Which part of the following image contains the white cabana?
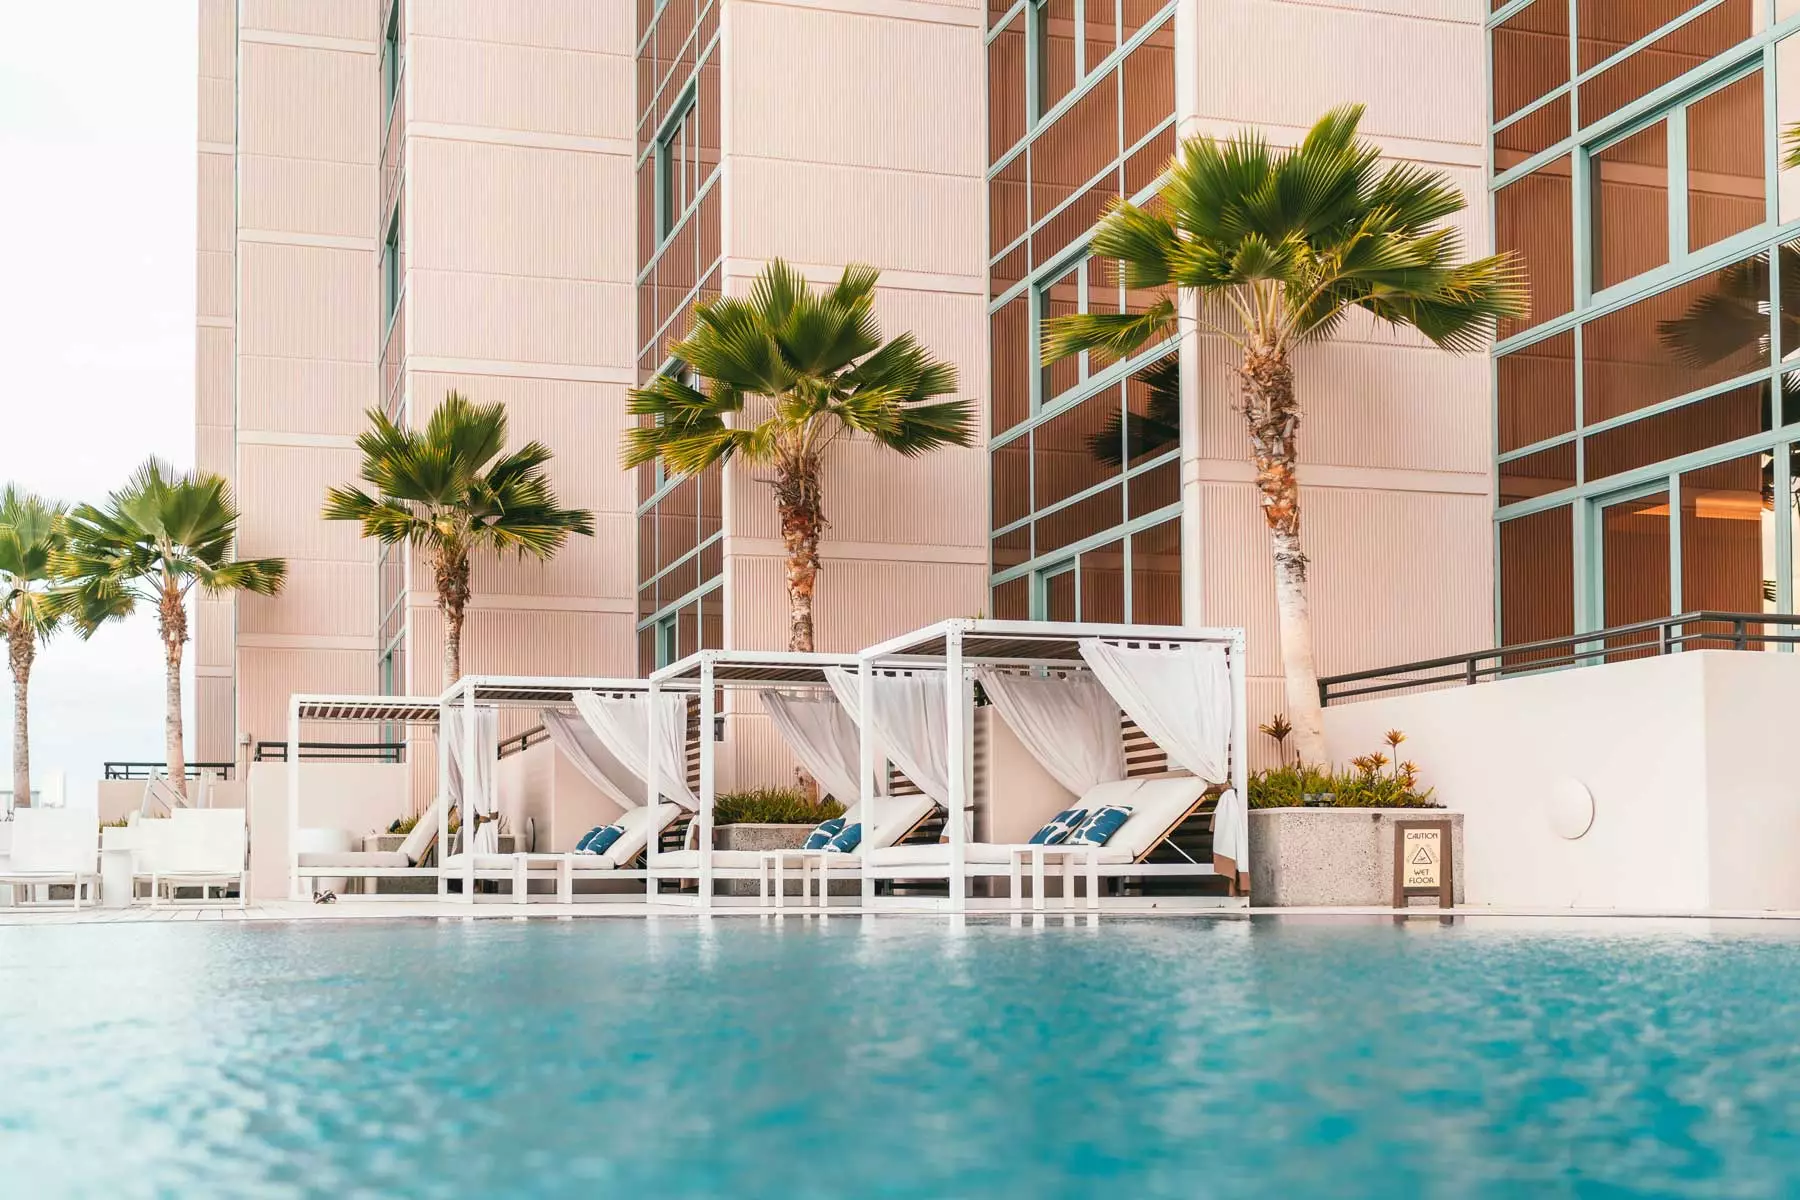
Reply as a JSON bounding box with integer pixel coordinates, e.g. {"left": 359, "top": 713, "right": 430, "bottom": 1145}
{"left": 855, "top": 619, "right": 1249, "bottom": 911}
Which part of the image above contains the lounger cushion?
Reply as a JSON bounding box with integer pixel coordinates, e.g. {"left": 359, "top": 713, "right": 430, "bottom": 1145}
{"left": 297, "top": 851, "right": 410, "bottom": 869}
{"left": 825, "top": 822, "right": 862, "bottom": 853}
{"left": 652, "top": 850, "right": 848, "bottom": 870}
{"left": 803, "top": 817, "right": 846, "bottom": 850}
{"left": 396, "top": 798, "right": 443, "bottom": 866}
{"left": 866, "top": 843, "right": 1132, "bottom": 867}
{"left": 1109, "top": 776, "right": 1211, "bottom": 860}
{"left": 1067, "top": 804, "right": 1132, "bottom": 846}
{"left": 1027, "top": 808, "right": 1088, "bottom": 846}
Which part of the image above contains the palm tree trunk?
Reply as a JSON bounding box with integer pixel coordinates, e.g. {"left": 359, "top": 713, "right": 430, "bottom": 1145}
{"left": 436, "top": 546, "right": 471, "bottom": 689}
{"left": 1240, "top": 340, "right": 1328, "bottom": 765}
{"left": 158, "top": 580, "right": 189, "bottom": 799}
{"left": 9, "top": 630, "right": 32, "bottom": 808}
{"left": 773, "top": 457, "right": 824, "bottom": 653}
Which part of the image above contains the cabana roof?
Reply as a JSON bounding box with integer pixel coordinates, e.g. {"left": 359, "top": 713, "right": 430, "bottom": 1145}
{"left": 438, "top": 675, "right": 653, "bottom": 708}
{"left": 648, "top": 650, "right": 860, "bottom": 688}
{"left": 291, "top": 695, "right": 443, "bottom": 725}
{"left": 860, "top": 619, "right": 1243, "bottom": 666}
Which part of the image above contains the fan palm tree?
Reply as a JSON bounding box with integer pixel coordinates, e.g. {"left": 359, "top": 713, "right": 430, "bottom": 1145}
{"left": 0, "top": 487, "right": 68, "bottom": 808}
{"left": 623, "top": 260, "right": 975, "bottom": 651}
{"left": 1044, "top": 105, "right": 1525, "bottom": 762}
{"left": 56, "top": 460, "right": 287, "bottom": 798}
{"left": 324, "top": 392, "right": 594, "bottom": 688}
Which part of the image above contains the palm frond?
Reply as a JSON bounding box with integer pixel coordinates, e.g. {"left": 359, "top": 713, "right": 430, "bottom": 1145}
{"left": 1040, "top": 301, "right": 1177, "bottom": 365}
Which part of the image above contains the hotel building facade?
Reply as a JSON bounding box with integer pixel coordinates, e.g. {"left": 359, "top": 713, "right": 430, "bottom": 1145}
{"left": 196, "top": 0, "right": 1535, "bottom": 768}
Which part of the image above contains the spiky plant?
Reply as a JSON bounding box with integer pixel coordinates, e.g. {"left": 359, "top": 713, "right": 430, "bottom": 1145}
{"left": 623, "top": 260, "right": 975, "bottom": 651}
{"left": 1043, "top": 105, "right": 1525, "bottom": 762}
{"left": 324, "top": 392, "right": 594, "bottom": 688}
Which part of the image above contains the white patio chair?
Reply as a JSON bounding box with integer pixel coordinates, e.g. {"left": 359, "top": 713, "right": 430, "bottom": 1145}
{"left": 140, "top": 808, "right": 247, "bottom": 907}
{"left": 0, "top": 808, "right": 99, "bottom": 908}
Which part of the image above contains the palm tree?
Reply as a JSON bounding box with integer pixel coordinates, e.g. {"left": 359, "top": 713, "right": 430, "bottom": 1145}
{"left": 324, "top": 392, "right": 594, "bottom": 688}
{"left": 56, "top": 460, "right": 287, "bottom": 798}
{"left": 0, "top": 487, "right": 67, "bottom": 808}
{"left": 623, "top": 259, "right": 975, "bottom": 651}
{"left": 1044, "top": 105, "right": 1525, "bottom": 762}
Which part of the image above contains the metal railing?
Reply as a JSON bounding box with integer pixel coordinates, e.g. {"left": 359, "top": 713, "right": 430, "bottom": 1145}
{"left": 1319, "top": 611, "right": 1800, "bottom": 706}
{"left": 103, "top": 762, "right": 235, "bottom": 782}
{"left": 498, "top": 725, "right": 549, "bottom": 759}
{"left": 252, "top": 741, "right": 408, "bottom": 764}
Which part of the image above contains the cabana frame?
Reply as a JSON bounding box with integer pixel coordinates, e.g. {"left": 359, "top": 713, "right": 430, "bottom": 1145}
{"left": 854, "top": 618, "right": 1250, "bottom": 911}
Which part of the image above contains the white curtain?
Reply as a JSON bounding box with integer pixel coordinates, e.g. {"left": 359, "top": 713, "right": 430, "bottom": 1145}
{"left": 823, "top": 667, "right": 890, "bottom": 797}
{"left": 572, "top": 691, "right": 699, "bottom": 812}
{"left": 1078, "top": 639, "right": 1247, "bottom": 881}
{"left": 759, "top": 692, "right": 861, "bottom": 806}
{"left": 974, "top": 667, "right": 1125, "bottom": 796}
{"left": 539, "top": 709, "right": 641, "bottom": 810}
{"left": 445, "top": 708, "right": 500, "bottom": 855}
{"left": 827, "top": 666, "right": 953, "bottom": 804}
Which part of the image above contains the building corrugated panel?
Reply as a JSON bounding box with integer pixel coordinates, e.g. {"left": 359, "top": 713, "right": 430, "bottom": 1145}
{"left": 239, "top": 156, "right": 375, "bottom": 239}
{"left": 198, "top": 77, "right": 235, "bottom": 144}
{"left": 237, "top": 356, "right": 378, "bottom": 436}
{"left": 239, "top": 42, "right": 377, "bottom": 165}
{"left": 234, "top": 442, "right": 370, "bottom": 561}
{"left": 197, "top": 0, "right": 236, "bottom": 79}
{"left": 237, "top": 242, "right": 375, "bottom": 362}
{"left": 197, "top": 250, "right": 235, "bottom": 321}
{"left": 238, "top": 647, "right": 376, "bottom": 745}
{"left": 411, "top": 0, "right": 629, "bottom": 54}
{"left": 406, "top": 270, "right": 630, "bottom": 367}
{"left": 407, "top": 35, "right": 628, "bottom": 139}
{"left": 239, "top": 560, "right": 379, "bottom": 638}
{"left": 195, "top": 328, "right": 235, "bottom": 425}
{"left": 240, "top": 0, "right": 376, "bottom": 42}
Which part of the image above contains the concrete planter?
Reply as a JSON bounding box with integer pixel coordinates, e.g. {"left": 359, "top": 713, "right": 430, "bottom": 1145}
{"left": 1249, "top": 808, "right": 1465, "bottom": 907}
{"left": 715, "top": 823, "right": 818, "bottom": 896}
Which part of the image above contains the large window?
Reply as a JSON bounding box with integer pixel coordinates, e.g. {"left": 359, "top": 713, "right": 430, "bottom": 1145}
{"left": 656, "top": 93, "right": 700, "bottom": 244}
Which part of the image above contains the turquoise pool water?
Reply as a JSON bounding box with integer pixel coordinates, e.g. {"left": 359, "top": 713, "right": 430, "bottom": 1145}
{"left": 4, "top": 917, "right": 1800, "bottom": 1197}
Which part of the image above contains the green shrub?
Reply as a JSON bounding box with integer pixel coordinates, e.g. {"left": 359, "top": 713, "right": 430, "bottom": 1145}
{"left": 388, "top": 813, "right": 421, "bottom": 835}
{"left": 1248, "top": 729, "right": 1438, "bottom": 810}
{"left": 713, "top": 787, "right": 845, "bottom": 825}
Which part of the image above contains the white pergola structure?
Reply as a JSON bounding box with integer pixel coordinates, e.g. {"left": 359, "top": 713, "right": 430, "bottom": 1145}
{"left": 853, "top": 619, "right": 1249, "bottom": 911}
{"left": 284, "top": 693, "right": 443, "bottom": 901}
{"left": 645, "top": 649, "right": 863, "bottom": 907}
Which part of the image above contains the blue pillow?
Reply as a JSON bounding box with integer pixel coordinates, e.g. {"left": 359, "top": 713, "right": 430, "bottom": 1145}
{"left": 574, "top": 826, "right": 605, "bottom": 852}
{"left": 1028, "top": 808, "right": 1088, "bottom": 846}
{"left": 804, "top": 817, "right": 847, "bottom": 851}
{"left": 825, "top": 822, "right": 862, "bottom": 854}
{"left": 580, "top": 824, "right": 625, "bottom": 856}
{"left": 1067, "top": 804, "right": 1132, "bottom": 847}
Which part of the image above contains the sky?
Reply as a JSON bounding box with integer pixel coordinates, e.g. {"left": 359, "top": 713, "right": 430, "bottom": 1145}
{"left": 0, "top": 3, "right": 198, "bottom": 807}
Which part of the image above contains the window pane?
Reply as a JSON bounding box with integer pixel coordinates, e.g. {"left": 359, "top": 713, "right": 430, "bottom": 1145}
{"left": 1577, "top": 0, "right": 1708, "bottom": 72}
{"left": 994, "top": 523, "right": 1030, "bottom": 571}
{"left": 1080, "top": 540, "right": 1125, "bottom": 622}
{"left": 1128, "top": 458, "right": 1180, "bottom": 517}
{"left": 1038, "top": 266, "right": 1082, "bottom": 403}
{"left": 1130, "top": 518, "right": 1181, "bottom": 625}
{"left": 1123, "top": 353, "right": 1180, "bottom": 465}
{"left": 1033, "top": 388, "right": 1123, "bottom": 510}
{"left": 1499, "top": 506, "right": 1574, "bottom": 659}
{"left": 992, "top": 433, "right": 1031, "bottom": 528}
{"left": 1680, "top": 451, "right": 1776, "bottom": 617}
{"left": 1044, "top": 568, "right": 1076, "bottom": 621}
{"left": 1493, "top": 0, "right": 1571, "bottom": 124}
{"left": 1037, "top": 0, "right": 1078, "bottom": 114}
{"left": 1583, "top": 250, "right": 1771, "bottom": 424}
{"left": 990, "top": 155, "right": 1028, "bottom": 254}
{"left": 1120, "top": 21, "right": 1174, "bottom": 147}
{"left": 1084, "top": 0, "right": 1116, "bottom": 71}
{"left": 1579, "top": 0, "right": 1754, "bottom": 126}
{"left": 993, "top": 575, "right": 1029, "bottom": 620}
{"left": 1031, "top": 70, "right": 1119, "bottom": 222}
{"left": 1499, "top": 441, "right": 1577, "bottom": 507}
{"left": 991, "top": 295, "right": 1030, "bottom": 435}
{"left": 1592, "top": 123, "right": 1669, "bottom": 291}
{"left": 1584, "top": 382, "right": 1769, "bottom": 481}
{"left": 1497, "top": 331, "right": 1576, "bottom": 453}
{"left": 1496, "top": 156, "right": 1573, "bottom": 338}
{"left": 1687, "top": 71, "right": 1765, "bottom": 254}
{"left": 989, "top": 14, "right": 1026, "bottom": 162}
{"left": 1495, "top": 93, "right": 1571, "bottom": 171}
{"left": 1036, "top": 486, "right": 1123, "bottom": 555}
{"left": 1778, "top": 36, "right": 1800, "bottom": 223}
{"left": 1600, "top": 490, "right": 1672, "bottom": 637}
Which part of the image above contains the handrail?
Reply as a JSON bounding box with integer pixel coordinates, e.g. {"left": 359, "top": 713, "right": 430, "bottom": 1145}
{"left": 498, "top": 725, "right": 549, "bottom": 759}
{"left": 103, "top": 762, "right": 236, "bottom": 781}
{"left": 1320, "top": 612, "right": 1800, "bottom": 706}
{"left": 252, "top": 741, "right": 408, "bottom": 764}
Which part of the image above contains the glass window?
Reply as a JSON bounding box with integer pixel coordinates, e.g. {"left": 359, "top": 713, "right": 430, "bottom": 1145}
{"left": 1080, "top": 539, "right": 1126, "bottom": 623}
{"left": 381, "top": 8, "right": 401, "bottom": 116}
{"left": 1499, "top": 442, "right": 1577, "bottom": 507}
{"left": 994, "top": 523, "right": 1030, "bottom": 571}
{"left": 380, "top": 210, "right": 401, "bottom": 329}
{"left": 993, "top": 575, "right": 1029, "bottom": 620}
{"left": 1129, "top": 518, "right": 1181, "bottom": 625}
{"left": 1030, "top": 70, "right": 1118, "bottom": 221}
{"left": 1036, "top": 0, "right": 1077, "bottom": 115}
{"left": 1584, "top": 382, "right": 1769, "bottom": 481}
{"left": 992, "top": 433, "right": 1031, "bottom": 529}
{"left": 1129, "top": 459, "right": 1180, "bottom": 517}
{"left": 1592, "top": 123, "right": 1669, "bottom": 291}
{"left": 1120, "top": 22, "right": 1174, "bottom": 148}
{"left": 1779, "top": 35, "right": 1800, "bottom": 224}
{"left": 1084, "top": 0, "right": 1116, "bottom": 71}
{"left": 990, "top": 155, "right": 1028, "bottom": 255}
{"left": 1123, "top": 352, "right": 1180, "bottom": 465}
{"left": 1033, "top": 389, "right": 1123, "bottom": 511}
{"left": 1577, "top": 0, "right": 1709, "bottom": 72}
{"left": 1495, "top": 94, "right": 1571, "bottom": 171}
{"left": 991, "top": 295, "right": 1030, "bottom": 435}
{"left": 1036, "top": 487, "right": 1123, "bottom": 556}
{"left": 989, "top": 14, "right": 1026, "bottom": 162}
{"left": 1582, "top": 250, "right": 1771, "bottom": 424}
{"left": 1495, "top": 156, "right": 1573, "bottom": 338}
{"left": 1043, "top": 564, "right": 1077, "bottom": 620}
{"left": 1579, "top": 0, "right": 1755, "bottom": 126}
{"left": 1599, "top": 490, "right": 1673, "bottom": 634}
{"left": 1037, "top": 264, "right": 1082, "bottom": 403}
{"left": 1498, "top": 331, "right": 1576, "bottom": 453}
{"left": 1492, "top": 0, "right": 1571, "bottom": 124}
{"left": 1680, "top": 451, "right": 1777, "bottom": 616}
{"left": 1687, "top": 71, "right": 1765, "bottom": 254}
{"left": 657, "top": 95, "right": 700, "bottom": 240}
{"left": 1499, "top": 505, "right": 1574, "bottom": 655}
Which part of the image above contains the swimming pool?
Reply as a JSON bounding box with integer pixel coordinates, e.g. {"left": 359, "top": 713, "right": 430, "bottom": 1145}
{"left": 4, "top": 916, "right": 1799, "bottom": 1197}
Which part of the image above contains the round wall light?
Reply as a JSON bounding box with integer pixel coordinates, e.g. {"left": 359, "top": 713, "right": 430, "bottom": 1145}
{"left": 1546, "top": 777, "right": 1595, "bottom": 840}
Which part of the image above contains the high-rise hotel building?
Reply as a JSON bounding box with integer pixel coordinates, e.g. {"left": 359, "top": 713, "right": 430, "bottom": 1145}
{"left": 198, "top": 0, "right": 1517, "bottom": 765}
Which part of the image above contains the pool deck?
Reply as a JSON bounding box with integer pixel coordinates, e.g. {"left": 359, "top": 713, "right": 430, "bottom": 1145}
{"left": 8, "top": 898, "right": 1800, "bottom": 927}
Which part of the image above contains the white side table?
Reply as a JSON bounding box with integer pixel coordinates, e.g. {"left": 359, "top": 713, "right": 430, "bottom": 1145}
{"left": 101, "top": 848, "right": 135, "bottom": 909}
{"left": 759, "top": 849, "right": 830, "bottom": 910}
{"left": 1008, "top": 845, "right": 1100, "bottom": 911}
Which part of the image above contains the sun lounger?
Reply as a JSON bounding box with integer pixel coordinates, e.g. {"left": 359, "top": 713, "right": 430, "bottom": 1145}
{"left": 139, "top": 808, "right": 248, "bottom": 907}
{"left": 442, "top": 801, "right": 684, "bottom": 902}
{"left": 295, "top": 798, "right": 445, "bottom": 896}
{"left": 0, "top": 808, "right": 99, "bottom": 908}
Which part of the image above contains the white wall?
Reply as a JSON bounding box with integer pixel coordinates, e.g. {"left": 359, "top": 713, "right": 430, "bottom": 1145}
{"left": 246, "top": 760, "right": 409, "bottom": 899}
{"left": 1323, "top": 651, "right": 1800, "bottom": 912}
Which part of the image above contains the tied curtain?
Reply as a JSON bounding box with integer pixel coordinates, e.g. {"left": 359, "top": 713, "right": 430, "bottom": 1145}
{"left": 444, "top": 707, "right": 500, "bottom": 855}
{"left": 758, "top": 692, "right": 862, "bottom": 809}
{"left": 538, "top": 709, "right": 642, "bottom": 811}
{"left": 571, "top": 691, "right": 699, "bottom": 812}
{"left": 1077, "top": 639, "right": 1248, "bottom": 887}
{"left": 972, "top": 667, "right": 1125, "bottom": 796}
{"left": 825, "top": 666, "right": 963, "bottom": 838}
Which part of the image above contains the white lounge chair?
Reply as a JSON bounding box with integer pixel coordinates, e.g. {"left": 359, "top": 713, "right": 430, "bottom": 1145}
{"left": 295, "top": 798, "right": 446, "bottom": 897}
{"left": 139, "top": 808, "right": 248, "bottom": 907}
{"left": 864, "top": 776, "right": 1218, "bottom": 905}
{"left": 0, "top": 809, "right": 99, "bottom": 908}
{"left": 443, "top": 801, "right": 685, "bottom": 903}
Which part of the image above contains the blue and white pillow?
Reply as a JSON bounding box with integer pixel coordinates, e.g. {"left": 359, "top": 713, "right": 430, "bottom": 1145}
{"left": 804, "top": 817, "right": 847, "bottom": 851}
{"left": 1066, "top": 804, "right": 1133, "bottom": 847}
{"left": 825, "top": 822, "right": 862, "bottom": 854}
{"left": 1028, "top": 808, "right": 1088, "bottom": 846}
{"left": 578, "top": 824, "right": 626, "bottom": 856}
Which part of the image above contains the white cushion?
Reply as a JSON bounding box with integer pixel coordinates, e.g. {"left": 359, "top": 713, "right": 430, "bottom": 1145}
{"left": 395, "top": 798, "right": 443, "bottom": 865}
{"left": 1075, "top": 778, "right": 1145, "bottom": 813}
{"left": 1108, "top": 776, "right": 1210, "bottom": 860}
{"left": 597, "top": 802, "right": 684, "bottom": 867}
{"left": 863, "top": 794, "right": 937, "bottom": 851}
{"left": 10, "top": 808, "right": 98, "bottom": 873}
{"left": 297, "top": 851, "right": 410, "bottom": 869}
